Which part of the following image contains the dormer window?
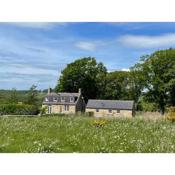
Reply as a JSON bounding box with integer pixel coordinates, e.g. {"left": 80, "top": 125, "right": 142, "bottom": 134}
{"left": 53, "top": 97, "right": 57, "bottom": 102}
{"left": 74, "top": 97, "right": 78, "bottom": 102}
{"left": 70, "top": 97, "right": 74, "bottom": 102}
{"left": 61, "top": 96, "right": 65, "bottom": 102}
{"left": 45, "top": 97, "right": 49, "bottom": 102}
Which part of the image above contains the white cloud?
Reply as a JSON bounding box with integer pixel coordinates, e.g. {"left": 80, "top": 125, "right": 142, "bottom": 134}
{"left": 75, "top": 41, "right": 100, "bottom": 51}
{"left": 0, "top": 63, "right": 58, "bottom": 76}
{"left": 10, "top": 22, "right": 60, "bottom": 29}
{"left": 119, "top": 33, "right": 175, "bottom": 48}
{"left": 121, "top": 68, "right": 130, "bottom": 72}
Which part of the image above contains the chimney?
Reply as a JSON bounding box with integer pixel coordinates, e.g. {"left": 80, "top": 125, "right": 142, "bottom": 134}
{"left": 78, "top": 88, "right": 81, "bottom": 94}
{"left": 48, "top": 87, "right": 51, "bottom": 94}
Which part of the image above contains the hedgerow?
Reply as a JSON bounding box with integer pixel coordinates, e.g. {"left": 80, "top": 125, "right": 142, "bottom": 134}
{"left": 0, "top": 104, "right": 39, "bottom": 115}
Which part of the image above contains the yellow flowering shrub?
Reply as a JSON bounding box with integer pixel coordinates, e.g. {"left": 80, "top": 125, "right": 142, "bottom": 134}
{"left": 93, "top": 119, "right": 107, "bottom": 128}
{"left": 166, "top": 107, "right": 175, "bottom": 122}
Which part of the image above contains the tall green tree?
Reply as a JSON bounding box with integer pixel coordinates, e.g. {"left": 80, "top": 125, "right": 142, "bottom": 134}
{"left": 55, "top": 57, "right": 107, "bottom": 102}
{"left": 104, "top": 70, "right": 144, "bottom": 106}
{"left": 9, "top": 88, "right": 18, "bottom": 104}
{"left": 129, "top": 66, "right": 145, "bottom": 105}
{"left": 104, "top": 71, "right": 130, "bottom": 100}
{"left": 132, "top": 49, "right": 175, "bottom": 114}
{"left": 26, "top": 85, "right": 39, "bottom": 105}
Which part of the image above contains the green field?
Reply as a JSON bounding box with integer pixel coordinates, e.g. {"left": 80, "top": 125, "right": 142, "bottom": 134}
{"left": 0, "top": 115, "right": 175, "bottom": 153}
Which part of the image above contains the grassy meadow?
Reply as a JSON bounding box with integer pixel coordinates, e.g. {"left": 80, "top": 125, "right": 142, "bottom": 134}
{"left": 0, "top": 115, "right": 175, "bottom": 153}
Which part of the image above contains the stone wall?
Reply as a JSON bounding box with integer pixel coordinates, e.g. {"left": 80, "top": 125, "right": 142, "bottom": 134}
{"left": 42, "top": 104, "right": 76, "bottom": 114}
{"left": 86, "top": 108, "right": 133, "bottom": 118}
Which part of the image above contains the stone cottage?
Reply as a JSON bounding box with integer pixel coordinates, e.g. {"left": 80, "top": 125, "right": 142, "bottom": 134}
{"left": 86, "top": 99, "right": 134, "bottom": 118}
{"left": 42, "top": 88, "right": 85, "bottom": 114}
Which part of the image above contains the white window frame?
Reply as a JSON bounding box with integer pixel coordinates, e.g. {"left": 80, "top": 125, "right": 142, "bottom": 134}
{"left": 64, "top": 105, "right": 69, "bottom": 111}
{"left": 61, "top": 96, "right": 65, "bottom": 102}
{"left": 45, "top": 97, "right": 49, "bottom": 102}
{"left": 53, "top": 97, "right": 57, "bottom": 102}
{"left": 70, "top": 97, "right": 74, "bottom": 102}
{"left": 48, "top": 106, "right": 52, "bottom": 114}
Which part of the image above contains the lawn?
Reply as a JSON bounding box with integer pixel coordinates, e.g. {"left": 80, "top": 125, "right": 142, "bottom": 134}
{"left": 0, "top": 115, "right": 175, "bottom": 153}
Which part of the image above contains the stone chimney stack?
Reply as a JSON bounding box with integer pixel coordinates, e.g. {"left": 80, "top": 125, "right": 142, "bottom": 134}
{"left": 78, "top": 88, "right": 81, "bottom": 94}
{"left": 48, "top": 87, "right": 51, "bottom": 94}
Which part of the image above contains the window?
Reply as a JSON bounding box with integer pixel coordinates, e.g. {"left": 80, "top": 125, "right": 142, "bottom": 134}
{"left": 117, "top": 109, "right": 120, "bottom": 113}
{"left": 45, "top": 97, "right": 49, "bottom": 102}
{"left": 61, "top": 96, "right": 65, "bottom": 102}
{"left": 64, "top": 105, "right": 69, "bottom": 111}
{"left": 53, "top": 97, "right": 57, "bottom": 102}
{"left": 109, "top": 109, "right": 112, "bottom": 113}
{"left": 70, "top": 97, "right": 74, "bottom": 102}
{"left": 48, "top": 106, "right": 52, "bottom": 114}
{"left": 96, "top": 109, "right": 99, "bottom": 112}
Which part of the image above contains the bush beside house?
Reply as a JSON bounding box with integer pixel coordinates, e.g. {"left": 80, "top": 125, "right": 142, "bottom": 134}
{"left": 0, "top": 104, "right": 39, "bottom": 115}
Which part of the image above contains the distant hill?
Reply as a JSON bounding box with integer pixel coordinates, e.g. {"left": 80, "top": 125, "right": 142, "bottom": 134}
{"left": 0, "top": 89, "right": 47, "bottom": 105}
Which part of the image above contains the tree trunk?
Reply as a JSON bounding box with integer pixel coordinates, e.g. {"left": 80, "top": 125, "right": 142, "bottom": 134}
{"left": 160, "top": 107, "right": 165, "bottom": 115}
{"left": 159, "top": 101, "right": 165, "bottom": 115}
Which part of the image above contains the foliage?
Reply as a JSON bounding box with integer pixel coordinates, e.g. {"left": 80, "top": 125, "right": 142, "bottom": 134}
{"left": 43, "top": 113, "right": 66, "bottom": 117}
{"left": 92, "top": 119, "right": 107, "bottom": 128}
{"left": 104, "top": 71, "right": 130, "bottom": 100}
{"left": 137, "top": 97, "right": 158, "bottom": 111}
{"left": 166, "top": 107, "right": 175, "bottom": 122}
{"left": 85, "top": 111, "right": 94, "bottom": 117}
{"left": 132, "top": 49, "right": 175, "bottom": 114}
{"left": 0, "top": 116, "right": 175, "bottom": 153}
{"left": 0, "top": 89, "right": 46, "bottom": 105}
{"left": 26, "top": 85, "right": 39, "bottom": 105}
{"left": 55, "top": 57, "right": 107, "bottom": 102}
{"left": 0, "top": 104, "right": 39, "bottom": 115}
{"left": 129, "top": 68, "right": 145, "bottom": 104}
{"left": 39, "top": 106, "right": 47, "bottom": 115}
{"left": 9, "top": 88, "right": 18, "bottom": 104}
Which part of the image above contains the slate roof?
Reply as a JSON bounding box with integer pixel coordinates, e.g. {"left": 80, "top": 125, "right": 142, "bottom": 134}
{"left": 86, "top": 100, "right": 134, "bottom": 110}
{"left": 43, "top": 92, "right": 80, "bottom": 105}
{"left": 45, "top": 92, "right": 80, "bottom": 97}
{"left": 58, "top": 92, "right": 80, "bottom": 97}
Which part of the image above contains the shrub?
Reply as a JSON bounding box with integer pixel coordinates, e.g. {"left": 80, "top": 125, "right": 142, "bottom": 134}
{"left": 92, "top": 119, "right": 107, "bottom": 128}
{"left": 85, "top": 112, "right": 94, "bottom": 117}
{"left": 166, "top": 107, "right": 175, "bottom": 122}
{"left": 39, "top": 106, "right": 47, "bottom": 115}
{"left": 0, "top": 104, "right": 39, "bottom": 115}
{"left": 42, "top": 113, "right": 66, "bottom": 117}
{"left": 137, "top": 100, "right": 158, "bottom": 112}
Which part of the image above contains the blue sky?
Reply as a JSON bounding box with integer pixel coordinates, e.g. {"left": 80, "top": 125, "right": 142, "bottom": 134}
{"left": 1, "top": 22, "right": 175, "bottom": 90}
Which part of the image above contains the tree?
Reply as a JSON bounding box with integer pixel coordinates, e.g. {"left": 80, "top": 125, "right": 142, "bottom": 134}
{"left": 55, "top": 57, "right": 107, "bottom": 102}
{"left": 132, "top": 49, "right": 175, "bottom": 114}
{"left": 9, "top": 88, "right": 18, "bottom": 104}
{"left": 104, "top": 71, "right": 131, "bottom": 100}
{"left": 26, "top": 85, "right": 39, "bottom": 105}
{"left": 104, "top": 70, "right": 144, "bottom": 107}
{"left": 129, "top": 66, "right": 145, "bottom": 106}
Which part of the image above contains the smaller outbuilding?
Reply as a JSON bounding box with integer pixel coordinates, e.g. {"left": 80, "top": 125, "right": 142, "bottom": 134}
{"left": 86, "top": 99, "right": 135, "bottom": 118}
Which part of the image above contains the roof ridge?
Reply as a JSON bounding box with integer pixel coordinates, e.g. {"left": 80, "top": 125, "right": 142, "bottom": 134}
{"left": 88, "top": 99, "right": 134, "bottom": 102}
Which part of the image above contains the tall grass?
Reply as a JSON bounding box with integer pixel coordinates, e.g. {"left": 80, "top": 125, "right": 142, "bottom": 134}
{"left": 0, "top": 115, "right": 175, "bottom": 153}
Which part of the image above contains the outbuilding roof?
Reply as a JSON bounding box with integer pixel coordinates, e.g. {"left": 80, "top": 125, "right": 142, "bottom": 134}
{"left": 86, "top": 99, "right": 134, "bottom": 110}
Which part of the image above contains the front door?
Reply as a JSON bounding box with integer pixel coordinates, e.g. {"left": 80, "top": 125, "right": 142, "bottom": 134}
{"left": 48, "top": 106, "right": 52, "bottom": 114}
